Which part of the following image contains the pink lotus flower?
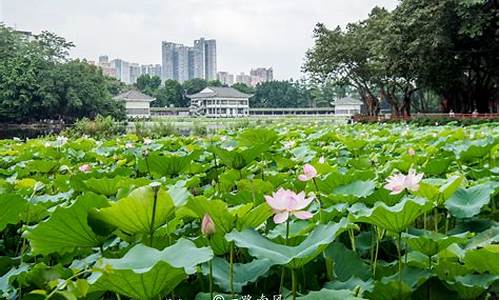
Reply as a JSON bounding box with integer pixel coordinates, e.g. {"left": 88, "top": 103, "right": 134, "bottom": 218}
{"left": 79, "top": 164, "right": 91, "bottom": 173}
{"left": 201, "top": 214, "right": 216, "bottom": 236}
{"left": 384, "top": 169, "right": 424, "bottom": 194}
{"left": 265, "top": 188, "right": 314, "bottom": 224}
{"left": 404, "top": 169, "right": 424, "bottom": 192}
{"left": 298, "top": 164, "right": 317, "bottom": 181}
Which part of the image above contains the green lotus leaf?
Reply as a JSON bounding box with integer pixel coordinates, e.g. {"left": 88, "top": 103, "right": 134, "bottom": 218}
{"left": 439, "top": 175, "right": 464, "bottom": 201}
{"left": 97, "top": 185, "right": 174, "bottom": 235}
{"left": 89, "top": 239, "right": 213, "bottom": 299}
{"left": 295, "top": 288, "right": 367, "bottom": 300}
{"left": 422, "top": 157, "right": 452, "bottom": 176}
{"left": 83, "top": 176, "right": 149, "bottom": 196}
{"left": 25, "top": 160, "right": 59, "bottom": 174}
{"left": 138, "top": 152, "right": 197, "bottom": 177}
{"left": 435, "top": 258, "right": 469, "bottom": 281}
{"left": 403, "top": 229, "right": 470, "bottom": 257}
{"left": 325, "top": 277, "right": 374, "bottom": 297}
{"left": 25, "top": 192, "right": 109, "bottom": 255}
{"left": 463, "top": 245, "right": 499, "bottom": 275}
{"left": 324, "top": 242, "right": 371, "bottom": 281}
{"left": 225, "top": 218, "right": 356, "bottom": 269}
{"left": 167, "top": 180, "right": 191, "bottom": 207}
{"left": 368, "top": 267, "right": 431, "bottom": 300}
{"left": 0, "top": 263, "right": 30, "bottom": 295}
{"left": 236, "top": 202, "right": 274, "bottom": 230}
{"left": 465, "top": 225, "right": 499, "bottom": 249}
{"left": 445, "top": 184, "right": 492, "bottom": 218}
{"left": 237, "top": 127, "right": 278, "bottom": 147}
{"left": 452, "top": 138, "right": 496, "bottom": 162}
{"left": 414, "top": 181, "right": 440, "bottom": 202}
{"left": 186, "top": 196, "right": 234, "bottom": 233}
{"left": 349, "top": 197, "right": 433, "bottom": 233}
{"left": 0, "top": 193, "right": 27, "bottom": 231}
{"left": 444, "top": 274, "right": 498, "bottom": 300}
{"left": 332, "top": 180, "right": 376, "bottom": 199}
{"left": 210, "top": 144, "right": 267, "bottom": 170}
{"left": 201, "top": 257, "right": 272, "bottom": 293}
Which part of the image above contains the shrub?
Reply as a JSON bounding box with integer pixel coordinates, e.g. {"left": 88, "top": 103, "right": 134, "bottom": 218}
{"left": 64, "top": 115, "right": 125, "bottom": 138}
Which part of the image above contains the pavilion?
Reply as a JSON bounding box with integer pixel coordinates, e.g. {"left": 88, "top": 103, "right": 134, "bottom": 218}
{"left": 187, "top": 87, "right": 251, "bottom": 117}
{"left": 113, "top": 90, "right": 155, "bottom": 118}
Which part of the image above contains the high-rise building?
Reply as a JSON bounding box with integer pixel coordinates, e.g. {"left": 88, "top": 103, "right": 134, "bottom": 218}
{"left": 161, "top": 42, "right": 176, "bottom": 81}
{"left": 153, "top": 64, "right": 162, "bottom": 78}
{"left": 161, "top": 37, "right": 217, "bottom": 82}
{"left": 250, "top": 67, "right": 273, "bottom": 85}
{"left": 202, "top": 39, "right": 217, "bottom": 81}
{"left": 175, "top": 45, "right": 190, "bottom": 82}
{"left": 235, "top": 72, "right": 252, "bottom": 86}
{"left": 140, "top": 64, "right": 162, "bottom": 78}
{"left": 130, "top": 63, "right": 141, "bottom": 84}
{"left": 110, "top": 59, "right": 131, "bottom": 84}
{"left": 217, "top": 71, "right": 234, "bottom": 86}
{"left": 98, "top": 55, "right": 109, "bottom": 64}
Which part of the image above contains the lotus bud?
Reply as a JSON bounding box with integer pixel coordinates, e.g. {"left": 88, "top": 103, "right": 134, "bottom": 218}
{"left": 407, "top": 147, "right": 416, "bottom": 156}
{"left": 201, "top": 214, "right": 216, "bottom": 236}
{"left": 79, "top": 164, "right": 91, "bottom": 173}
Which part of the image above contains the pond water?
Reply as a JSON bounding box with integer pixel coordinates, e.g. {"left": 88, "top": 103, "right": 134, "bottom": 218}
{"left": 0, "top": 125, "right": 66, "bottom": 139}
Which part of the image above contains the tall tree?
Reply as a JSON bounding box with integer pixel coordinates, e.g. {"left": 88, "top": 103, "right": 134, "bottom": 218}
{"left": 231, "top": 82, "right": 255, "bottom": 94}
{"left": 154, "top": 80, "right": 186, "bottom": 107}
{"left": 0, "top": 25, "right": 125, "bottom": 122}
{"left": 136, "top": 74, "right": 161, "bottom": 96}
{"left": 250, "top": 81, "right": 310, "bottom": 108}
{"left": 304, "top": 0, "right": 498, "bottom": 115}
{"left": 182, "top": 78, "right": 208, "bottom": 95}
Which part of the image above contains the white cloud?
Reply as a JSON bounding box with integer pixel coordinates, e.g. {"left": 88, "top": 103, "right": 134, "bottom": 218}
{"left": 2, "top": 0, "right": 397, "bottom": 79}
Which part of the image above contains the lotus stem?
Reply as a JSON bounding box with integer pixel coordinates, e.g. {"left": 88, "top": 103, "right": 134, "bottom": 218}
{"left": 279, "top": 219, "right": 291, "bottom": 295}
{"left": 423, "top": 212, "right": 427, "bottom": 230}
{"left": 373, "top": 227, "right": 380, "bottom": 277}
{"left": 209, "top": 259, "right": 214, "bottom": 300}
{"left": 312, "top": 178, "right": 322, "bottom": 222}
{"left": 434, "top": 208, "right": 438, "bottom": 232}
{"left": 212, "top": 152, "right": 220, "bottom": 192}
{"left": 149, "top": 187, "right": 159, "bottom": 246}
{"left": 144, "top": 151, "right": 151, "bottom": 178}
{"left": 348, "top": 228, "right": 357, "bottom": 253}
{"left": 230, "top": 242, "right": 235, "bottom": 299}
{"left": 445, "top": 213, "right": 449, "bottom": 235}
{"left": 396, "top": 232, "right": 402, "bottom": 300}
{"left": 292, "top": 268, "right": 297, "bottom": 300}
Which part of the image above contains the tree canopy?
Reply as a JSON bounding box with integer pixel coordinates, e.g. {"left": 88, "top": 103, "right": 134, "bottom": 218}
{"left": 303, "top": 0, "right": 499, "bottom": 115}
{"left": 0, "top": 25, "right": 126, "bottom": 123}
{"left": 250, "top": 80, "right": 311, "bottom": 108}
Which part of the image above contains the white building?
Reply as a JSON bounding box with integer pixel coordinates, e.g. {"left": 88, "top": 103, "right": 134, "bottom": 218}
{"left": 333, "top": 97, "right": 363, "bottom": 116}
{"left": 113, "top": 90, "right": 155, "bottom": 118}
{"left": 188, "top": 87, "right": 251, "bottom": 117}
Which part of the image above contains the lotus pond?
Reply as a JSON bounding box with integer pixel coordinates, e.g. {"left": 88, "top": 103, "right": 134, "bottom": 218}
{"left": 0, "top": 122, "right": 498, "bottom": 300}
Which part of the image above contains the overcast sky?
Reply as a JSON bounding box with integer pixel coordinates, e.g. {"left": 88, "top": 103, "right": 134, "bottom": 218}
{"left": 1, "top": 0, "right": 397, "bottom": 80}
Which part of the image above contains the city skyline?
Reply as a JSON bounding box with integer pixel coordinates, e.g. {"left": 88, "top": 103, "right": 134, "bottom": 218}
{"left": 161, "top": 38, "right": 217, "bottom": 82}
{"left": 0, "top": 0, "right": 398, "bottom": 80}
